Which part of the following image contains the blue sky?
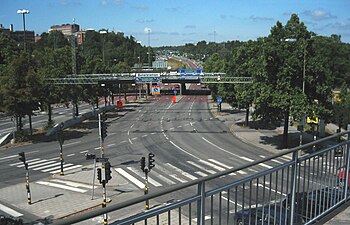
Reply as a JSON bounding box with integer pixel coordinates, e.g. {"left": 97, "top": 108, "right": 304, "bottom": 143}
{"left": 1, "top": 0, "right": 349, "bottom": 46}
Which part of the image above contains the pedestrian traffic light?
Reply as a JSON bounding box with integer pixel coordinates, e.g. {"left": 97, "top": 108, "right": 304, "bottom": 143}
{"left": 148, "top": 153, "right": 155, "bottom": 170}
{"left": 105, "top": 162, "right": 112, "bottom": 182}
{"left": 140, "top": 157, "right": 146, "bottom": 172}
{"left": 97, "top": 168, "right": 102, "bottom": 183}
{"left": 102, "top": 112, "right": 107, "bottom": 122}
{"left": 19, "top": 152, "right": 26, "bottom": 163}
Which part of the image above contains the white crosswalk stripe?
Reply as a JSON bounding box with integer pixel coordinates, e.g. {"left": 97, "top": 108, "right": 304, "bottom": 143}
{"left": 9, "top": 157, "right": 82, "bottom": 174}
{"left": 187, "top": 161, "right": 216, "bottom": 174}
{"left": 156, "top": 164, "right": 188, "bottom": 183}
{"left": 199, "top": 160, "right": 225, "bottom": 171}
{"left": 36, "top": 181, "right": 87, "bottom": 193}
{"left": 166, "top": 163, "right": 197, "bottom": 180}
{"left": 115, "top": 168, "right": 144, "bottom": 189}
{"left": 127, "top": 167, "right": 162, "bottom": 187}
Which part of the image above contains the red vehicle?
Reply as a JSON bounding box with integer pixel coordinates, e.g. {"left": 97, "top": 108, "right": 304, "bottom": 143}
{"left": 338, "top": 167, "right": 350, "bottom": 188}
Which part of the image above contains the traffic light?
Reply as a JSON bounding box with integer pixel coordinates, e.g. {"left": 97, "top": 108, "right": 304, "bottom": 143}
{"left": 140, "top": 157, "right": 146, "bottom": 172}
{"left": 148, "top": 153, "right": 155, "bottom": 170}
{"left": 102, "top": 112, "right": 107, "bottom": 122}
{"left": 19, "top": 152, "right": 26, "bottom": 163}
{"left": 101, "top": 122, "right": 108, "bottom": 140}
{"left": 105, "top": 162, "right": 112, "bottom": 181}
{"left": 97, "top": 168, "right": 102, "bottom": 183}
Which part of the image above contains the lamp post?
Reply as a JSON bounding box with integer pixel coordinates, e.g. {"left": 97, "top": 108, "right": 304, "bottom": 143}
{"left": 99, "top": 30, "right": 107, "bottom": 64}
{"left": 17, "top": 9, "right": 30, "bottom": 52}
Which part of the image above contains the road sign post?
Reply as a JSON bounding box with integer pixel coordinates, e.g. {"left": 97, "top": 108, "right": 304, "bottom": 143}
{"left": 217, "top": 97, "right": 222, "bottom": 112}
{"left": 57, "top": 122, "right": 65, "bottom": 176}
{"left": 86, "top": 153, "right": 96, "bottom": 200}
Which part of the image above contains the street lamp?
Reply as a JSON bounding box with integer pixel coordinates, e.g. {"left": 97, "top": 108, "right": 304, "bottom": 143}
{"left": 99, "top": 30, "right": 107, "bottom": 64}
{"left": 17, "top": 9, "right": 30, "bottom": 52}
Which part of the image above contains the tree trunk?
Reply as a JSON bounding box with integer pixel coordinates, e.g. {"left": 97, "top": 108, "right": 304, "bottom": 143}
{"left": 48, "top": 102, "right": 52, "bottom": 123}
{"left": 75, "top": 103, "right": 79, "bottom": 116}
{"left": 29, "top": 114, "right": 33, "bottom": 136}
{"left": 245, "top": 104, "right": 250, "bottom": 127}
{"left": 283, "top": 111, "right": 289, "bottom": 148}
{"left": 19, "top": 116, "right": 23, "bottom": 131}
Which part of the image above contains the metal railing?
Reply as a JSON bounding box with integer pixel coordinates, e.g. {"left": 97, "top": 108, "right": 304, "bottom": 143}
{"left": 53, "top": 126, "right": 350, "bottom": 225}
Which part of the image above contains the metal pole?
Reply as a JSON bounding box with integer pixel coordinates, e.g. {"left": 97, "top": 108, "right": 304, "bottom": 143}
{"left": 197, "top": 181, "right": 205, "bottom": 225}
{"left": 98, "top": 114, "right": 104, "bottom": 158}
{"left": 289, "top": 150, "right": 298, "bottom": 225}
{"left": 145, "top": 169, "right": 149, "bottom": 210}
{"left": 59, "top": 140, "right": 64, "bottom": 175}
{"left": 22, "top": 13, "right": 26, "bottom": 52}
{"left": 25, "top": 163, "right": 31, "bottom": 205}
{"left": 102, "top": 180, "right": 108, "bottom": 224}
{"left": 344, "top": 124, "right": 350, "bottom": 199}
{"left": 91, "top": 159, "right": 96, "bottom": 200}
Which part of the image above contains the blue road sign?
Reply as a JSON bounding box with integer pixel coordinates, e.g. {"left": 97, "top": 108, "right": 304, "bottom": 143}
{"left": 217, "top": 97, "right": 222, "bottom": 103}
{"left": 153, "top": 88, "right": 159, "bottom": 92}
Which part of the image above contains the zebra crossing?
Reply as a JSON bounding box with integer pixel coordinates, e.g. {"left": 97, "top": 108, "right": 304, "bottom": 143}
{"left": 9, "top": 157, "right": 82, "bottom": 174}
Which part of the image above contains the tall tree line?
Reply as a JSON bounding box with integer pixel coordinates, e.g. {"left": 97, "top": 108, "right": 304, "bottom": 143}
{"left": 0, "top": 29, "right": 150, "bottom": 132}
{"left": 204, "top": 14, "right": 350, "bottom": 146}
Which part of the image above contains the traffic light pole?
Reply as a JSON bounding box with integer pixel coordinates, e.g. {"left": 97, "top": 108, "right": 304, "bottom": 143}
{"left": 25, "top": 163, "right": 31, "bottom": 205}
{"left": 98, "top": 113, "right": 105, "bottom": 158}
{"left": 102, "top": 180, "right": 108, "bottom": 224}
{"left": 92, "top": 158, "right": 96, "bottom": 200}
{"left": 144, "top": 168, "right": 149, "bottom": 210}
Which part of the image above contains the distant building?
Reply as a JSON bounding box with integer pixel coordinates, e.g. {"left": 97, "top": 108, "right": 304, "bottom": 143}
{"left": 0, "top": 24, "right": 11, "bottom": 36}
{"left": 152, "top": 60, "right": 168, "bottom": 69}
{"left": 11, "top": 30, "right": 35, "bottom": 43}
{"left": 50, "top": 24, "right": 80, "bottom": 37}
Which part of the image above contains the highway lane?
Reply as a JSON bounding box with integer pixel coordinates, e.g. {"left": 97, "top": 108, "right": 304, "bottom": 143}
{"left": 0, "top": 103, "right": 94, "bottom": 138}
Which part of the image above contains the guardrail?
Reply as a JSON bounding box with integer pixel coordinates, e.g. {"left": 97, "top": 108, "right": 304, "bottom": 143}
{"left": 53, "top": 125, "right": 350, "bottom": 225}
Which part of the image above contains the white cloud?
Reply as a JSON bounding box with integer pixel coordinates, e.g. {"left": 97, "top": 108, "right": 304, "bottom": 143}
{"left": 249, "top": 15, "right": 274, "bottom": 22}
{"left": 301, "top": 9, "right": 337, "bottom": 21}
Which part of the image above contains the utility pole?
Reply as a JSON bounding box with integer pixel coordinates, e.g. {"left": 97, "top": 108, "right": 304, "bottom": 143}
{"left": 19, "top": 152, "right": 31, "bottom": 205}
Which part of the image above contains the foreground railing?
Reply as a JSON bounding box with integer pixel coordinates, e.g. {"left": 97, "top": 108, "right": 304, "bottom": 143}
{"left": 53, "top": 126, "right": 350, "bottom": 225}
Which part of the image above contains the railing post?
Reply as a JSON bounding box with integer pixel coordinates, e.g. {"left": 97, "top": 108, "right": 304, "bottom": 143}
{"left": 289, "top": 150, "right": 299, "bottom": 225}
{"left": 197, "top": 181, "right": 205, "bottom": 225}
{"left": 345, "top": 124, "right": 350, "bottom": 200}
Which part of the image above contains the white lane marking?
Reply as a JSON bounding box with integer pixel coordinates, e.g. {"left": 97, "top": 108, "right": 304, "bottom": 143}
{"left": 0, "top": 155, "right": 18, "bottom": 161}
{"left": 195, "top": 171, "right": 208, "bottom": 177}
{"left": 10, "top": 158, "right": 41, "bottom": 166}
{"left": 156, "top": 164, "right": 187, "bottom": 183}
{"left": 49, "top": 165, "right": 82, "bottom": 174}
{"left": 67, "top": 153, "right": 75, "bottom": 157}
{"left": 201, "top": 137, "right": 240, "bottom": 158}
{"left": 192, "top": 216, "right": 211, "bottom": 222}
{"left": 80, "top": 150, "right": 89, "bottom": 154}
{"left": 282, "top": 155, "right": 292, "bottom": 160}
{"left": 62, "top": 141, "right": 81, "bottom": 147}
{"left": 271, "top": 159, "right": 284, "bottom": 164}
{"left": 127, "top": 167, "right": 162, "bottom": 187}
{"left": 115, "top": 168, "right": 144, "bottom": 189}
{"left": 248, "top": 168, "right": 258, "bottom": 172}
{"left": 0, "top": 203, "right": 23, "bottom": 217}
{"left": 149, "top": 170, "right": 176, "bottom": 185}
{"left": 151, "top": 132, "right": 156, "bottom": 135}
{"left": 221, "top": 196, "right": 243, "bottom": 208}
{"left": 208, "top": 159, "right": 233, "bottom": 169}
{"left": 169, "top": 141, "right": 200, "bottom": 160}
{"left": 41, "top": 163, "right": 73, "bottom": 172}
{"left": 51, "top": 179, "right": 92, "bottom": 189}
{"left": 187, "top": 161, "right": 216, "bottom": 174}
{"left": 130, "top": 124, "right": 134, "bottom": 128}
{"left": 46, "top": 157, "right": 60, "bottom": 161}
{"left": 28, "top": 161, "right": 56, "bottom": 169}
{"left": 260, "top": 155, "right": 266, "bottom": 158}
{"left": 142, "top": 135, "right": 148, "bottom": 138}
{"left": 17, "top": 159, "right": 48, "bottom": 167}
{"left": 127, "top": 130, "right": 130, "bottom": 135}
{"left": 36, "top": 181, "right": 87, "bottom": 193}
{"left": 169, "top": 127, "right": 174, "bottom": 130}
{"left": 120, "top": 140, "right": 127, "bottom": 143}
{"left": 131, "top": 137, "right": 138, "bottom": 141}
{"left": 177, "top": 126, "right": 182, "bottom": 128}
{"left": 237, "top": 170, "right": 248, "bottom": 174}
{"left": 255, "top": 183, "right": 287, "bottom": 197}
{"left": 240, "top": 157, "right": 254, "bottom": 162}
{"left": 94, "top": 147, "right": 100, "bottom": 150}
{"left": 107, "top": 143, "right": 116, "bottom": 147}
{"left": 259, "top": 163, "right": 273, "bottom": 169}
{"left": 199, "top": 160, "right": 225, "bottom": 172}
{"left": 166, "top": 163, "right": 197, "bottom": 180}
{"left": 128, "top": 139, "right": 133, "bottom": 145}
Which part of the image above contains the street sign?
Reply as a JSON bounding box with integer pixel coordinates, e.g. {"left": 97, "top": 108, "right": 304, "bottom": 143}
{"left": 135, "top": 77, "right": 160, "bottom": 83}
{"left": 217, "top": 97, "right": 222, "bottom": 103}
{"left": 152, "top": 86, "right": 160, "bottom": 95}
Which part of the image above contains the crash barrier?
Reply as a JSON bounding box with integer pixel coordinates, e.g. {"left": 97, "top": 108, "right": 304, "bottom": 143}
{"left": 46, "top": 105, "right": 115, "bottom": 136}
{"left": 53, "top": 126, "right": 350, "bottom": 225}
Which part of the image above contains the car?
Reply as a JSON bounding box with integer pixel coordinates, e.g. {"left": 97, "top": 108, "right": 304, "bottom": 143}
{"left": 234, "top": 205, "right": 304, "bottom": 225}
{"left": 337, "top": 166, "right": 350, "bottom": 188}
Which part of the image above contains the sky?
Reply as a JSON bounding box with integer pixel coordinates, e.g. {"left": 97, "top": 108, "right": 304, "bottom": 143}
{"left": 1, "top": 0, "right": 350, "bottom": 46}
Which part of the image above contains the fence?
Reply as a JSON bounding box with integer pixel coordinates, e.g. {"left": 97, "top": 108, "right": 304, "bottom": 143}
{"left": 53, "top": 126, "right": 350, "bottom": 225}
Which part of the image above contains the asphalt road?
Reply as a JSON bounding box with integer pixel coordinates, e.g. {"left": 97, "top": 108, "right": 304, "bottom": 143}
{"left": 0, "top": 85, "right": 341, "bottom": 224}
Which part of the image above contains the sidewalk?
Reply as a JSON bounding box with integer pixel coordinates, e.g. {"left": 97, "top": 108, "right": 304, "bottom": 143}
{"left": 208, "top": 98, "right": 349, "bottom": 225}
